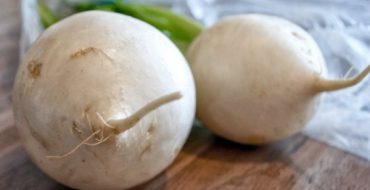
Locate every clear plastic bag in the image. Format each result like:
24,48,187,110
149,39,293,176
21,0,370,160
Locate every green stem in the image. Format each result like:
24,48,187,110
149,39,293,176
37,0,59,28
113,1,203,53
38,0,204,53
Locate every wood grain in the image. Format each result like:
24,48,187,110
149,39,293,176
1,1,370,190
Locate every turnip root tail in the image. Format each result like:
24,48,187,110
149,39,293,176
315,65,370,92
46,91,182,159
110,91,183,134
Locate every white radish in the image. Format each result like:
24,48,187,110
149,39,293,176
187,14,370,145
13,11,195,190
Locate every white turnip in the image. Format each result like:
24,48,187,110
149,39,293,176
13,11,195,189
187,14,370,145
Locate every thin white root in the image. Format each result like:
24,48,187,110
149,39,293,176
86,112,102,141
315,65,370,92
109,91,183,134
96,112,114,129
84,134,113,146
96,112,115,141
46,129,102,159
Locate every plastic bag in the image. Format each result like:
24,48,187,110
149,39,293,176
21,0,370,160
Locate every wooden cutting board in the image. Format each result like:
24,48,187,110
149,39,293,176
1,1,370,189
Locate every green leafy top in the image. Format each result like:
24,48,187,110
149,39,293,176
38,0,203,53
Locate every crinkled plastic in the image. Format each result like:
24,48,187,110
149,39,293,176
21,0,370,160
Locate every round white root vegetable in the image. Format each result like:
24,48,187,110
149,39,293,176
187,14,370,145
13,11,195,189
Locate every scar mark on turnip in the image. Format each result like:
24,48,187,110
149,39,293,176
71,121,83,135
140,143,152,159
147,115,158,138
147,124,155,136
291,31,305,41
84,105,92,113
70,47,113,62
27,60,42,79
70,47,97,58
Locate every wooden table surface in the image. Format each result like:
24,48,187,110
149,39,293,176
1,1,370,190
